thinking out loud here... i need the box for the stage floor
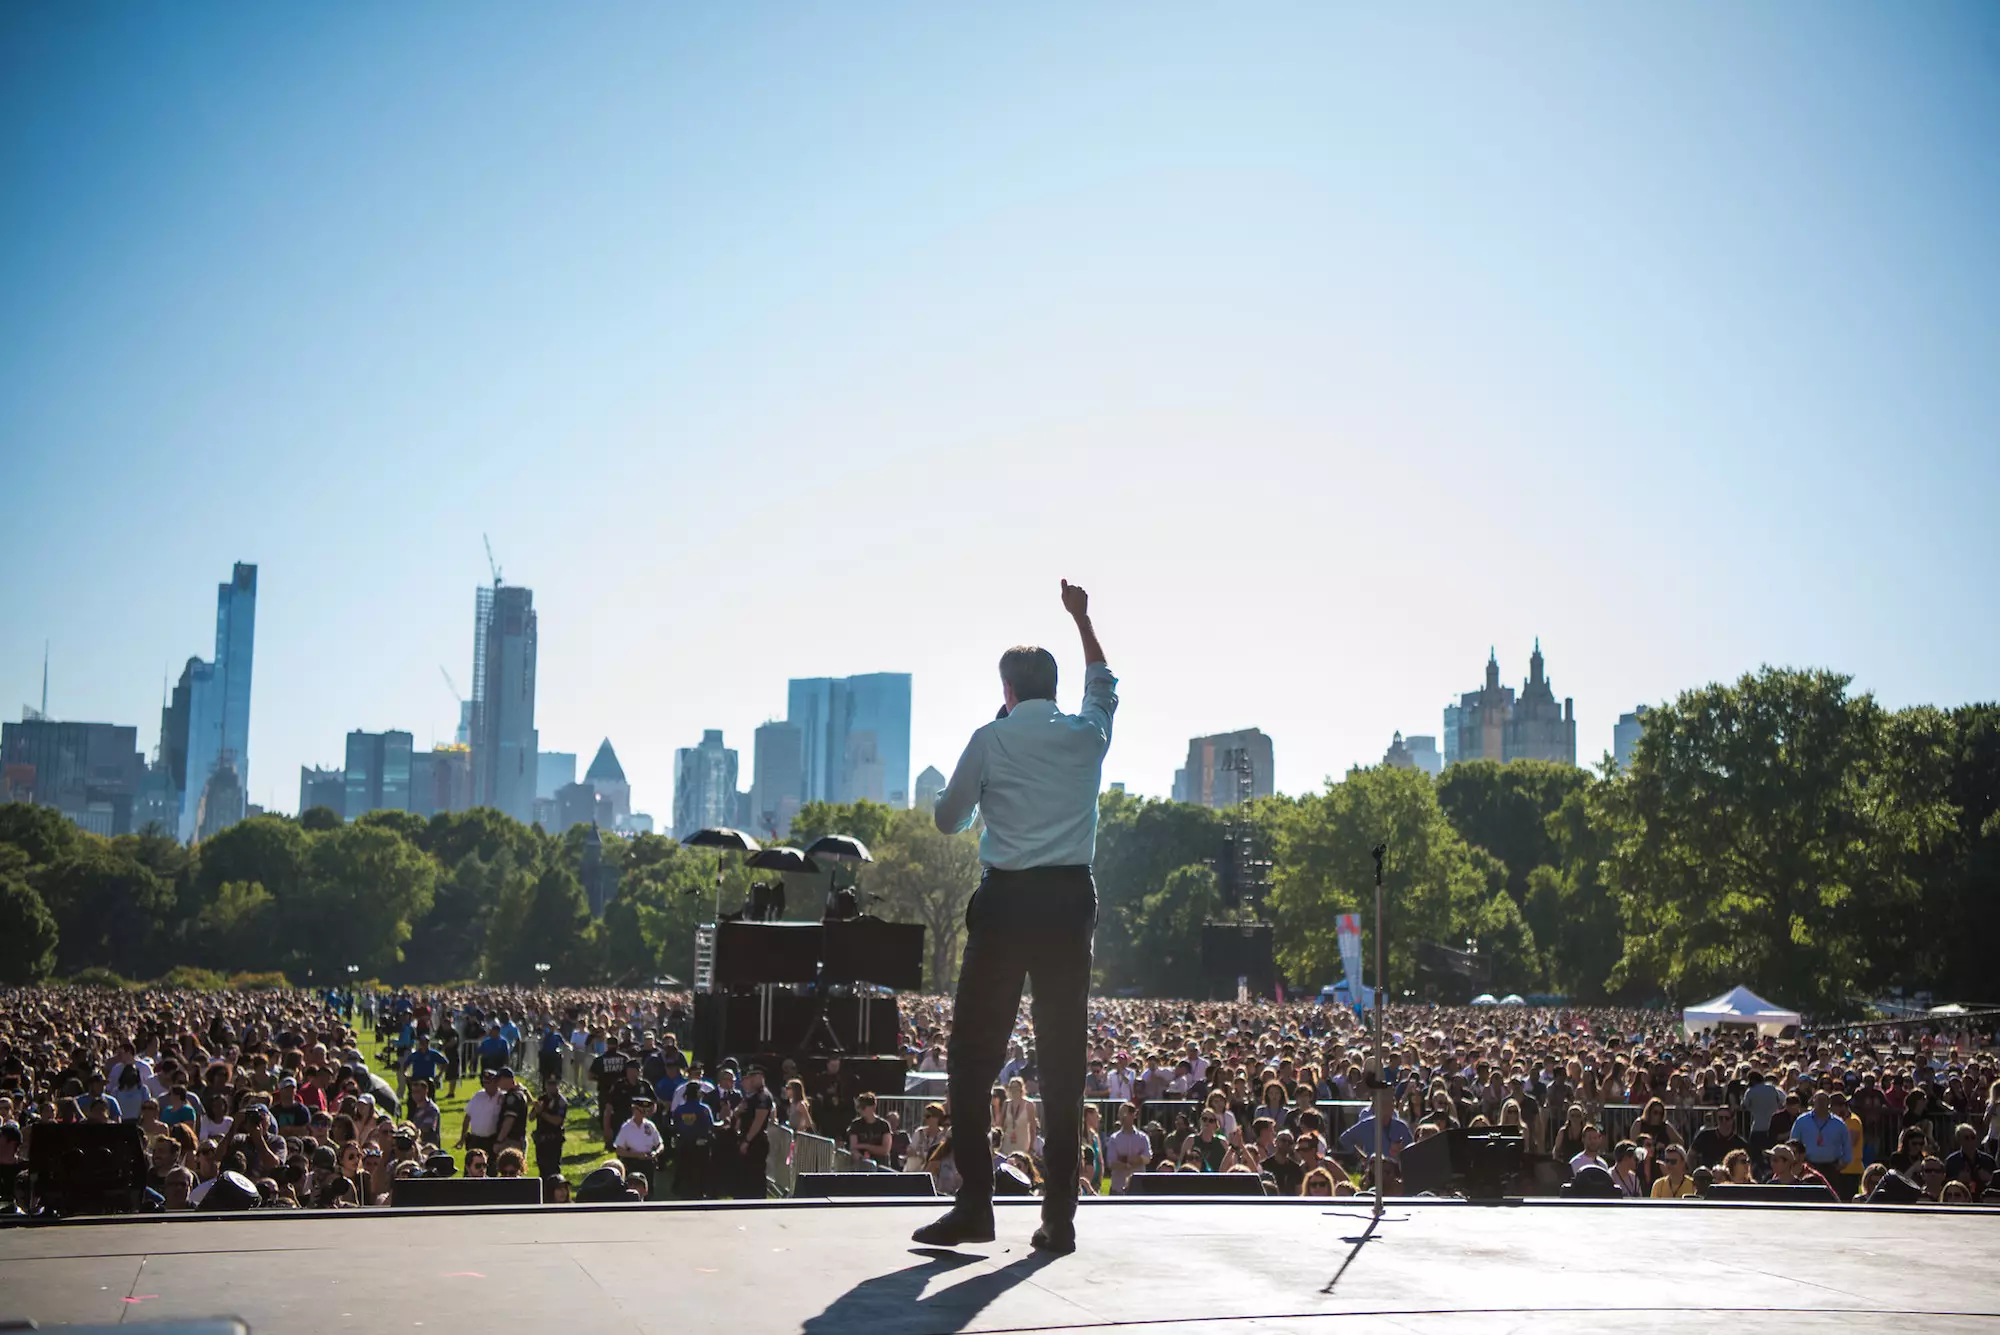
[2,1198,1996,1333]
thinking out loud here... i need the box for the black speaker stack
[693,914,924,1074]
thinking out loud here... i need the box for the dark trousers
[948,866,1096,1224]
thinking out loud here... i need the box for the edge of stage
[4,1196,1998,1333]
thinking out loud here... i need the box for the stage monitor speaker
[390,1175,544,1208]
[821,917,926,991]
[995,1162,1037,1195]
[1127,1172,1267,1196]
[28,1121,148,1215]
[197,1170,260,1211]
[796,1172,937,1198]
[1706,1183,1838,1204]
[1398,1130,1453,1195]
[713,921,824,986]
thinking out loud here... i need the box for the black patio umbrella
[804,834,873,916]
[746,846,820,875]
[802,834,872,865]
[681,827,762,915]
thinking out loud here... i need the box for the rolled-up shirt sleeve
[1079,663,1119,749]
[934,730,984,834]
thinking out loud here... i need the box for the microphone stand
[1371,841,1387,1220]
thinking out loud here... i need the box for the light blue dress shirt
[933,662,1118,870]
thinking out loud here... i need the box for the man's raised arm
[1061,579,1106,667]
[1063,579,1117,746]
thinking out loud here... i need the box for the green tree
[1261,765,1485,992]
[1128,864,1221,996]
[299,805,342,832]
[400,852,502,984]
[192,814,308,905]
[486,858,595,983]
[1091,791,1228,990]
[0,802,81,867]
[600,834,712,984]
[421,807,544,872]
[356,809,429,843]
[36,840,174,975]
[190,880,276,969]
[868,807,983,992]
[1913,704,2000,1000]
[1436,759,1589,907]
[0,848,59,983]
[1602,668,1953,1014]
[786,800,899,853]
[285,822,438,979]
[1521,784,1626,999]
[1473,883,1542,995]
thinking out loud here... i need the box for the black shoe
[1030,1222,1076,1254]
[912,1206,995,1246]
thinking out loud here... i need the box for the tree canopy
[0,664,1987,1013]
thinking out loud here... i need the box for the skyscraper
[1613,707,1650,770]
[751,721,804,838]
[786,672,912,807]
[0,719,145,835]
[343,730,413,817]
[409,745,472,818]
[299,765,346,818]
[1404,735,1443,777]
[1447,642,1576,767]
[535,752,577,801]
[470,584,538,823]
[178,563,257,843]
[914,764,947,811]
[585,740,629,824]
[1174,729,1274,809]
[673,730,739,837]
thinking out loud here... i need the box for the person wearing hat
[612,1092,663,1182]
[494,1068,529,1155]
[531,1074,569,1182]
[672,1082,718,1199]
[731,1066,776,1199]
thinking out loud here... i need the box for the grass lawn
[375,1046,615,1193]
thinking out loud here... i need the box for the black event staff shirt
[737,1087,776,1146]
[533,1091,568,1142]
[591,1048,629,1092]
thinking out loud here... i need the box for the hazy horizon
[4,2,1996,817]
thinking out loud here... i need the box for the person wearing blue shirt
[1791,1090,1854,1186]
[672,1093,718,1199]
[1338,1101,1415,1160]
[401,1034,450,1095]
[917,580,1116,1257]
[477,1025,511,1074]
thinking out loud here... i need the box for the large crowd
[0,984,1993,1214]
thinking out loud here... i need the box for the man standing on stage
[914,578,1116,1255]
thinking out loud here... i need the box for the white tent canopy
[1682,984,1802,1037]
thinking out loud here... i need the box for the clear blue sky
[3,2,1996,818]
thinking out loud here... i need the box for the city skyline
[3,5,1995,819]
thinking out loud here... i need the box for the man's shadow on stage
[801,1247,1059,1334]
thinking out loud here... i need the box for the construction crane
[440,666,472,748]
[483,533,502,589]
